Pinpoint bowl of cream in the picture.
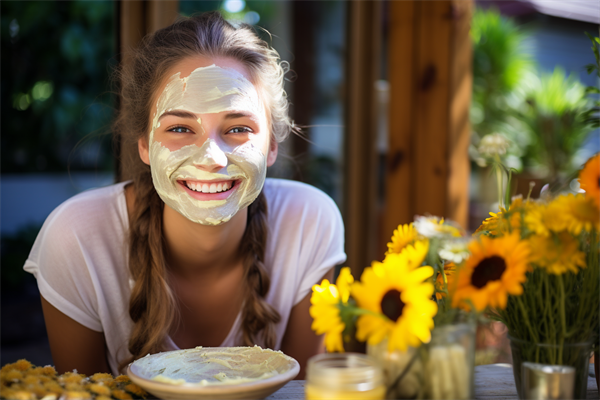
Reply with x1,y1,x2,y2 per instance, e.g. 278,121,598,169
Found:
127,346,300,399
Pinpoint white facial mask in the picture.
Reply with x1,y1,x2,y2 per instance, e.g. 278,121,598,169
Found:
148,64,268,225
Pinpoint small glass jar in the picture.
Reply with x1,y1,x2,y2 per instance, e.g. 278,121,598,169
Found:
305,353,385,400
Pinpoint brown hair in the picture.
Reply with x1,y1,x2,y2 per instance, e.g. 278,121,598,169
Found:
115,12,291,371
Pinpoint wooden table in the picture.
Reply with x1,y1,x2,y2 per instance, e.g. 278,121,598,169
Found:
266,363,599,399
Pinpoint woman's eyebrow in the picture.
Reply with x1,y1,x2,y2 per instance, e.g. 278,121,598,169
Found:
225,111,258,122
158,110,197,120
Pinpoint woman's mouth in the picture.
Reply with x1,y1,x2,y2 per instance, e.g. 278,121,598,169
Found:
178,179,238,201
183,180,235,193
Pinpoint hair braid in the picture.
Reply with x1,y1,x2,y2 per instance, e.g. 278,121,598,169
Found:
118,171,176,371
240,191,280,348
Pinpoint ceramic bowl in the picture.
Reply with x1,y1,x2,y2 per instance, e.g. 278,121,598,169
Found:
127,346,300,400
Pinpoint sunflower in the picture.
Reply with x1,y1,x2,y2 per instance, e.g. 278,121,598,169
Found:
386,223,419,255
474,211,501,236
550,193,600,235
579,153,600,208
527,232,586,274
351,246,437,352
476,197,532,236
309,267,354,352
523,202,567,237
452,233,529,311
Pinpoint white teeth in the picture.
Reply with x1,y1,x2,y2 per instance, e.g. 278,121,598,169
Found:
185,181,233,193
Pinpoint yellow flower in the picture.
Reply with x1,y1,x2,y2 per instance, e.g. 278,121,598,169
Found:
310,267,354,352
528,232,586,274
453,233,529,311
386,223,419,254
524,202,566,236
63,390,92,399
13,360,32,372
435,262,456,300
579,153,600,208
336,267,354,303
124,383,148,397
477,197,532,236
90,373,112,383
88,383,111,396
352,245,437,352
475,211,501,235
551,193,599,235
111,389,133,400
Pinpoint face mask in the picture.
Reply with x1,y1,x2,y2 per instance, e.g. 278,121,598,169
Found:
148,64,267,225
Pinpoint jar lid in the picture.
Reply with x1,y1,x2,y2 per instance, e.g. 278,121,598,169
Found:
306,353,383,392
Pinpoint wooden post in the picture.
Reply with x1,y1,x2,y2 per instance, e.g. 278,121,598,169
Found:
344,1,382,277
116,0,179,182
383,0,473,241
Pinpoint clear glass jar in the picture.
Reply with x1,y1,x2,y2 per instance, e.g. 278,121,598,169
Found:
305,353,385,400
509,335,592,400
367,322,476,399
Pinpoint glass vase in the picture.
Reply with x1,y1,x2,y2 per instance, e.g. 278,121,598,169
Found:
366,322,476,399
508,335,592,399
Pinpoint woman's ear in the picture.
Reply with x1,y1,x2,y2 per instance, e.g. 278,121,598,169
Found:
267,140,278,167
138,138,150,166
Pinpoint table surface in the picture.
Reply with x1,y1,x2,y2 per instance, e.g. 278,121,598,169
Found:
266,363,599,399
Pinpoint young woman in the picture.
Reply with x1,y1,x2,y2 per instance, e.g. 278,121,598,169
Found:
24,12,345,378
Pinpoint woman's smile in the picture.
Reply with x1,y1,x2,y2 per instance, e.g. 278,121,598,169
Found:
178,179,239,201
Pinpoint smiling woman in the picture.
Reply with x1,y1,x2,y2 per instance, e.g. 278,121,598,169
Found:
23,11,346,380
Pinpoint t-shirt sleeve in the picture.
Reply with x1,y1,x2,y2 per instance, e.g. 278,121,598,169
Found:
293,187,347,305
23,200,103,332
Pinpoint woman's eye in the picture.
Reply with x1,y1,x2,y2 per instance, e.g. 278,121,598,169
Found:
228,126,253,134
168,126,192,134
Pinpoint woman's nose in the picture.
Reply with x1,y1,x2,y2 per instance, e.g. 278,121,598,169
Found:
192,138,228,172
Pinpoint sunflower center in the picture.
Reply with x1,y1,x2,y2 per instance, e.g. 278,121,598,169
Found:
597,177,600,188
380,289,405,322
471,256,506,289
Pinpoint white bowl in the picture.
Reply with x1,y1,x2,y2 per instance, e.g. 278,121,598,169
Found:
127,346,300,400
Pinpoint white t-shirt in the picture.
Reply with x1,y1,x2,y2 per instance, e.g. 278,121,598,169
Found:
24,178,346,375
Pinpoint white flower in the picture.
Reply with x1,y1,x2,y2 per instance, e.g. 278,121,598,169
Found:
438,239,471,264
413,216,462,239
478,133,511,158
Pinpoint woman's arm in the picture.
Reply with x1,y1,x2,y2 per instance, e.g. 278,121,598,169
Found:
279,268,334,380
41,295,110,375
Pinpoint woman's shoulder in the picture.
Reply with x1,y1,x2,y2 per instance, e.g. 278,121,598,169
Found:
263,178,343,231
263,178,340,214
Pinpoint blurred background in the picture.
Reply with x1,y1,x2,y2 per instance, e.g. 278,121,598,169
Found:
1,0,598,368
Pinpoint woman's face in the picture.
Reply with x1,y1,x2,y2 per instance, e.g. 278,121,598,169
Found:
138,56,278,225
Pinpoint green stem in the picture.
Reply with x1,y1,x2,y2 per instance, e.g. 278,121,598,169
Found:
517,295,539,343
558,275,566,364
495,162,504,209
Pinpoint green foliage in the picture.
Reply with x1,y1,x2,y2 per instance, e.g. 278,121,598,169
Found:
471,9,532,96
470,8,595,182
582,32,600,129
470,8,534,171
1,1,115,173
516,68,592,181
